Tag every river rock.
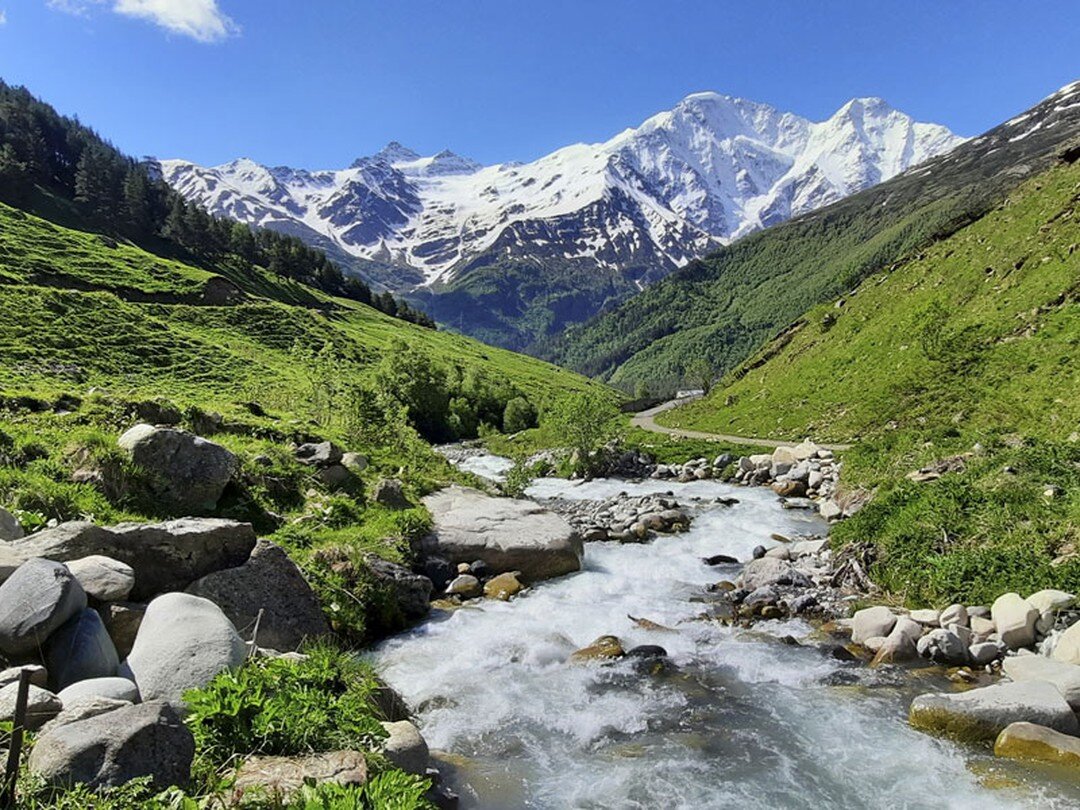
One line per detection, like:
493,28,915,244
994,722,1080,768
991,593,1039,649
916,629,969,666
909,680,1079,741
445,574,481,598
365,557,433,619
0,507,23,541
870,617,923,665
484,571,524,601
740,557,801,591
852,606,897,645
0,558,87,658
421,486,582,581
118,424,236,514
121,593,246,705
373,478,411,509
940,604,969,628
0,664,48,689
970,616,996,640
1027,589,1075,634
909,609,941,627
1002,655,1080,710
186,539,329,651
294,441,343,468
65,555,135,602
0,682,62,730
1052,620,1080,665
818,500,843,521
28,700,194,789
380,720,429,776
0,518,257,599
570,635,624,663
969,642,1003,667
234,750,368,801
57,677,139,706
99,602,145,659
44,608,119,691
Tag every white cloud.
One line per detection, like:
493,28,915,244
0,10,6,25
112,0,237,42
46,0,102,14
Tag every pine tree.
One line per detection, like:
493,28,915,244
122,168,153,235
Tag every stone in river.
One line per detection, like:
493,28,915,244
994,721,1080,768
909,680,1078,741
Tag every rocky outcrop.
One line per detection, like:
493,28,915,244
118,424,237,514
121,593,246,705
421,486,582,581
186,540,329,652
0,558,87,658
909,680,1078,741
28,700,194,789
0,519,257,599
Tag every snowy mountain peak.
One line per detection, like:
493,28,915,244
372,141,421,164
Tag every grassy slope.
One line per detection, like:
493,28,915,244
660,161,1080,605
543,82,1080,393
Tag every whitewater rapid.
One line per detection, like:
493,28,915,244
372,463,1080,809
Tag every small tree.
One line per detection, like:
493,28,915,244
503,397,537,433
545,391,620,477
685,356,717,395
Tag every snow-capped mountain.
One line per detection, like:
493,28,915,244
157,93,964,346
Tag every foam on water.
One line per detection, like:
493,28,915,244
373,461,1080,809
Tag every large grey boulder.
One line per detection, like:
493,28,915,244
420,486,582,581
916,629,969,666
991,592,1039,650
122,593,246,705
910,680,1078,741
65,555,135,602
851,606,896,646
1002,655,1080,710
1053,620,1080,665
365,557,432,619
0,507,23,541
57,677,139,706
186,540,329,652
0,558,86,658
294,441,342,468
379,720,429,776
0,519,257,599
118,424,237,514
28,700,194,789
44,608,119,691
739,557,809,591
0,682,62,730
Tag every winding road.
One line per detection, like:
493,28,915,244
630,398,853,451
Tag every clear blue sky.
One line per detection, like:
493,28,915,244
2,1,1078,168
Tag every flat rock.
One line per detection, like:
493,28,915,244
28,700,193,789
65,555,135,602
380,720,429,776
57,677,140,706
852,606,896,645
118,424,236,514
0,558,87,658
44,608,119,691
1002,655,1080,710
994,721,1080,768
421,486,582,581
991,593,1038,650
187,539,329,652
909,680,1079,741
234,750,367,802
121,593,246,706
0,664,47,690
0,682,62,730
909,609,941,627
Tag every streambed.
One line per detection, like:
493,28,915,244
373,458,1080,808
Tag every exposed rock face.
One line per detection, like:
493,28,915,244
57,677,140,706
379,720,429,776
122,593,246,705
421,486,582,581
909,681,1079,741
234,750,368,802
118,424,237,514
28,700,194,789
65,555,135,603
44,608,119,691
187,540,329,652
364,557,432,620
994,721,1080,768
0,519,257,599
0,558,87,658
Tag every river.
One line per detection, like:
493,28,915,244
372,457,1080,809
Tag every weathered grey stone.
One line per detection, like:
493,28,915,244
0,558,86,657
186,540,329,652
380,720,429,776
1027,589,1075,634
43,697,132,732
364,557,432,619
852,606,897,646
994,721,1080,768
969,641,1003,667
421,486,582,581
57,677,139,706
1053,620,1080,666
909,609,941,627
44,608,119,691
940,604,969,629
99,602,145,659
0,519,257,599
118,424,236,514
373,478,411,509
340,452,368,473
1003,655,1080,710
991,592,1039,650
740,557,800,591
0,507,23,541
445,574,481,598
318,464,351,488
916,629,969,666
65,555,134,602
0,664,47,690
234,750,367,802
293,441,342,468
0,682,62,730
121,593,246,705
909,680,1078,741
971,616,996,640
870,617,923,665
28,700,194,789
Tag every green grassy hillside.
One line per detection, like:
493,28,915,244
660,160,1080,605
543,82,1080,394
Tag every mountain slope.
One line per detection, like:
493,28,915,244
545,81,1080,391
159,94,962,347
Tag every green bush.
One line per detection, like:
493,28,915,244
502,397,537,433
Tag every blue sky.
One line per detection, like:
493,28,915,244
2,1,1078,168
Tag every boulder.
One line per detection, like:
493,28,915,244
970,616,996,640
994,721,1080,768
1053,620,1080,665
99,602,145,659
916,629,969,666
234,750,367,802
909,680,1079,741
293,441,342,468
1027,589,1075,634
44,608,119,691
0,664,47,690
969,642,1003,667
118,424,236,514
186,539,329,652
445,574,481,598
379,720,429,776
870,617,923,665
65,555,135,602
818,500,842,521
0,558,87,658
851,606,897,645
1002,655,1080,710
28,700,194,789
991,593,1039,649
121,593,246,705
0,507,23,541
43,697,132,731
940,604,969,628
57,677,139,706
364,557,433,620
318,465,351,488
340,452,369,473
373,478,411,509
0,519,257,599
484,571,524,601
740,557,803,591
420,486,582,581
0,682,62,730
909,609,941,627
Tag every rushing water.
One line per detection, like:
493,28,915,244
374,459,1080,809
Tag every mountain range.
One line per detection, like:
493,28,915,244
156,93,964,348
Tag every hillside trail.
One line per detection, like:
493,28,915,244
630,398,853,451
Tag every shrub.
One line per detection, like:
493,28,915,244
502,397,537,434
